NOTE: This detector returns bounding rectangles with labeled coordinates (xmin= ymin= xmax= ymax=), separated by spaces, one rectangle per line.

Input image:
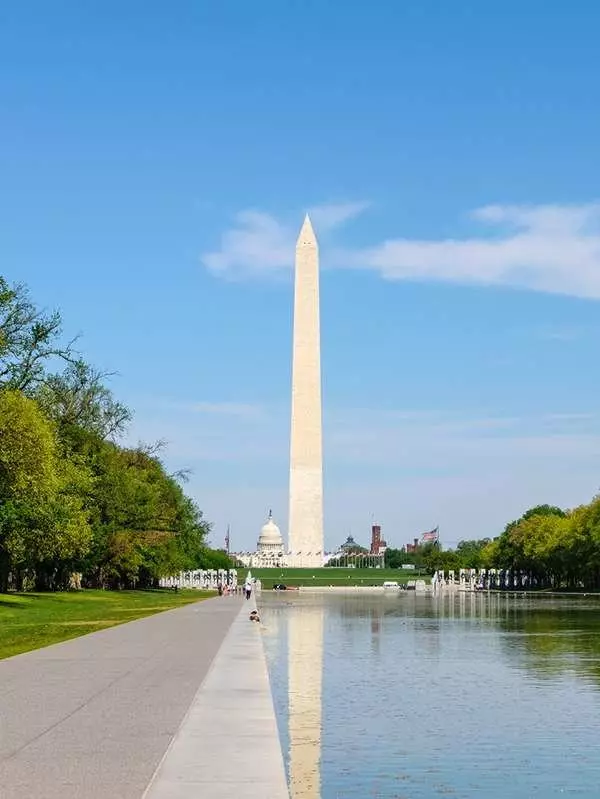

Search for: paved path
xmin=144 ymin=599 xmax=289 ymax=799
xmin=0 ymin=595 xmax=242 ymax=798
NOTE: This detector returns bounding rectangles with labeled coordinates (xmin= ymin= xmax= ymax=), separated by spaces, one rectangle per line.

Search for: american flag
xmin=421 ymin=526 xmax=439 ymax=543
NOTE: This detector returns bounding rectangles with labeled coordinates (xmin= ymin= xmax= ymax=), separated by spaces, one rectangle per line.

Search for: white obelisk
xmin=288 ymin=215 xmax=323 ymax=567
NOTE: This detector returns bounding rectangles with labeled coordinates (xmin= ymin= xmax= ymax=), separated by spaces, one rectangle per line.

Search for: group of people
xmin=216 ymin=575 xmax=259 ymax=620
xmin=215 ymin=577 xmax=253 ymax=600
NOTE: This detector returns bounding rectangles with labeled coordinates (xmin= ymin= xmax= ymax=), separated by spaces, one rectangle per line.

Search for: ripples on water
xmin=261 ymin=592 xmax=600 ymax=798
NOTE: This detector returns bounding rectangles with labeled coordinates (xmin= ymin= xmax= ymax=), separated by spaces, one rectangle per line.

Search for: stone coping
xmin=143 ymin=599 xmax=289 ymax=798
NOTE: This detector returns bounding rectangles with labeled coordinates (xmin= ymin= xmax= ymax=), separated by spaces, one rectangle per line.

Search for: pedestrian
xmin=244 ymin=582 xmax=252 ymax=600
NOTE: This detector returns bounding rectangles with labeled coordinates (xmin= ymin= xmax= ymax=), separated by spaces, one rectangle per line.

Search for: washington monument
xmin=288 ymin=215 xmax=324 ymax=566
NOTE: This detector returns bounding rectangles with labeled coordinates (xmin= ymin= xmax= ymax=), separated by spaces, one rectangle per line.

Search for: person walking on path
xmin=244 ymin=581 xmax=252 ymax=600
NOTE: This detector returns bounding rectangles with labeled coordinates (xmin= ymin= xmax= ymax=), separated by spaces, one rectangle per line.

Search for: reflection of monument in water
xmin=288 ymin=600 xmax=324 ymax=799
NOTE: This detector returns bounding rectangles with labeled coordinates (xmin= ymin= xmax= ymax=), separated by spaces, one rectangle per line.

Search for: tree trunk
xmin=0 ymin=547 xmax=11 ymax=592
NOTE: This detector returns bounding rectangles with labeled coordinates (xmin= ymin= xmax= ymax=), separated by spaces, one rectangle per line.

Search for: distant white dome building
xmin=251 ymin=510 xmax=285 ymax=567
xmin=233 ymin=510 xmax=331 ymax=568
xmin=258 ymin=511 xmax=284 ymax=553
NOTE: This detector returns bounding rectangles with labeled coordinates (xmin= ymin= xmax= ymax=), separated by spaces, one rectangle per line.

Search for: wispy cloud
xmin=201 ymin=201 xmax=368 ymax=278
xmin=342 ymin=202 xmax=600 ymax=298
xmin=326 ymin=407 xmax=600 ymax=465
xmin=542 ymin=412 xmax=594 ymax=422
xmin=125 ymin=401 xmax=600 ymax=550
xmin=535 ymin=326 xmax=583 ymax=342
xmin=202 ymin=211 xmax=291 ymax=278
xmin=308 ymin=201 xmax=370 ymax=229
xmin=190 ymin=401 xmax=263 ymax=419
xmin=203 ymin=201 xmax=600 ymax=298
xmin=124 ymin=400 xmax=600 ymax=549
xmin=128 ymin=400 xmax=600 ymax=468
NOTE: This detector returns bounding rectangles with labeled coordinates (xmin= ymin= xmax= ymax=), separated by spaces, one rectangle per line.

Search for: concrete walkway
xmin=144 ymin=599 xmax=289 ymax=798
xmin=0 ymin=595 xmax=242 ymax=798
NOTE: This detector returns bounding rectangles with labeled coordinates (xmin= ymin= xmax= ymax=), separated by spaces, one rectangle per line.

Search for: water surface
xmin=261 ymin=591 xmax=600 ymax=798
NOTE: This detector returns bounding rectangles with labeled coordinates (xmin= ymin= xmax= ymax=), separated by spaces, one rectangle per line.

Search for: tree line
xmin=386 ymin=498 xmax=600 ymax=590
xmin=0 ymin=276 xmax=230 ymax=592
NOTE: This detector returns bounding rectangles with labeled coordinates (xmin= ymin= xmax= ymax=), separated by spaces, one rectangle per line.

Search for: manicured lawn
xmin=0 ymin=589 xmax=212 ymax=660
xmin=244 ymin=567 xmax=429 ymax=589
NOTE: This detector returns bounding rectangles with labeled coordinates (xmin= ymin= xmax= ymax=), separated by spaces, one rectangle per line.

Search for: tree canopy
xmin=385 ymin=496 xmax=600 ymax=590
xmin=0 ymin=274 xmax=227 ymax=592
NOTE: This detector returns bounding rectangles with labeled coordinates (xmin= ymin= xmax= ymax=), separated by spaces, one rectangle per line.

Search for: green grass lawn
xmin=244 ymin=567 xmax=429 ymax=589
xmin=0 ymin=589 xmax=212 ymax=660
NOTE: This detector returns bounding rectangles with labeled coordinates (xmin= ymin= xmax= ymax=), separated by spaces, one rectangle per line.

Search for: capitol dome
xmin=257 ymin=511 xmax=284 ymax=552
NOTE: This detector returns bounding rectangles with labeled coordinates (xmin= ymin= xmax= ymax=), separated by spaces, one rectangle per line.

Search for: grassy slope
xmin=244 ymin=567 xmax=428 ymax=589
xmin=0 ymin=589 xmax=211 ymax=660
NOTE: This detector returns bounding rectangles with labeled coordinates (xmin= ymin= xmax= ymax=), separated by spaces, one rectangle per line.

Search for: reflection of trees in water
xmin=437 ymin=593 xmax=600 ymax=688
xmin=327 ymin=593 xmax=600 ymax=688
xmin=264 ymin=591 xmax=600 ymax=691
xmin=497 ymin=603 xmax=600 ymax=687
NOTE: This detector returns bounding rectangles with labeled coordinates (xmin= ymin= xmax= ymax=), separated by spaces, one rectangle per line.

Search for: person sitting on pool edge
xmin=249 ymin=610 xmax=260 ymax=622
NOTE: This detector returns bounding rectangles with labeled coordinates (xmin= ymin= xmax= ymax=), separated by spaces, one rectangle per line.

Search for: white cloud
xmin=203 ymin=201 xmax=600 ymax=298
xmin=202 ymin=211 xmax=292 ymax=277
xmin=341 ymin=202 xmax=600 ymax=298
xmin=308 ymin=201 xmax=370 ymax=229
xmin=201 ymin=201 xmax=368 ymax=278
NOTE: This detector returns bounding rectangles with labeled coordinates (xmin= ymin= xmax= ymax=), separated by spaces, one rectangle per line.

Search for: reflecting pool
xmin=261 ymin=591 xmax=600 ymax=798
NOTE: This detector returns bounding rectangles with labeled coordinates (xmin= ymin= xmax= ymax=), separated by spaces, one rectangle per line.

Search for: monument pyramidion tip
xmin=296 ymin=214 xmax=318 ymax=248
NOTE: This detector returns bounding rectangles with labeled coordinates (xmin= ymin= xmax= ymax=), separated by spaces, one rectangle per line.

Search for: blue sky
xmin=2 ymin=1 xmax=600 ymax=552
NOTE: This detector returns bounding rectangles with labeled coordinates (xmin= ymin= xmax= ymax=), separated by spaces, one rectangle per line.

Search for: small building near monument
xmin=339 ymin=535 xmax=367 ymax=554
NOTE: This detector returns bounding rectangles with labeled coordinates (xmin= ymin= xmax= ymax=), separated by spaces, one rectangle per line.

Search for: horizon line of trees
xmin=385 ymin=498 xmax=600 ymax=589
xmin=0 ymin=275 xmax=231 ymax=592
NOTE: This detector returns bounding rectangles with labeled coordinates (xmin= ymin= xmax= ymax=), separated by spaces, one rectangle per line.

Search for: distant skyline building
xmin=370 ymin=524 xmax=387 ymax=555
xmin=254 ymin=510 xmax=285 ymax=567
xmin=288 ymin=215 xmax=324 ymax=566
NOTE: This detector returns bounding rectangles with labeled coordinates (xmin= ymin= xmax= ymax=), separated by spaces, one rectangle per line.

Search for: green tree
xmin=569 ymin=497 xmax=600 ymax=589
xmin=384 ymin=548 xmax=407 ymax=569
xmin=490 ymin=505 xmax=566 ymax=573
xmin=36 ymin=360 xmax=131 ymax=440
xmin=79 ymin=439 xmax=209 ymax=588
xmin=0 ymin=390 xmax=58 ymax=590
xmin=455 ymin=538 xmax=491 ymax=568
xmin=521 ymin=504 xmax=567 ymax=521
xmin=197 ymin=547 xmax=234 ymax=570
xmin=0 ymin=391 xmax=91 ymax=590
xmin=0 ymin=276 xmax=76 ymax=392
xmin=510 ymin=513 xmax=571 ymax=586
xmin=1 ymin=276 xmax=213 ymax=593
